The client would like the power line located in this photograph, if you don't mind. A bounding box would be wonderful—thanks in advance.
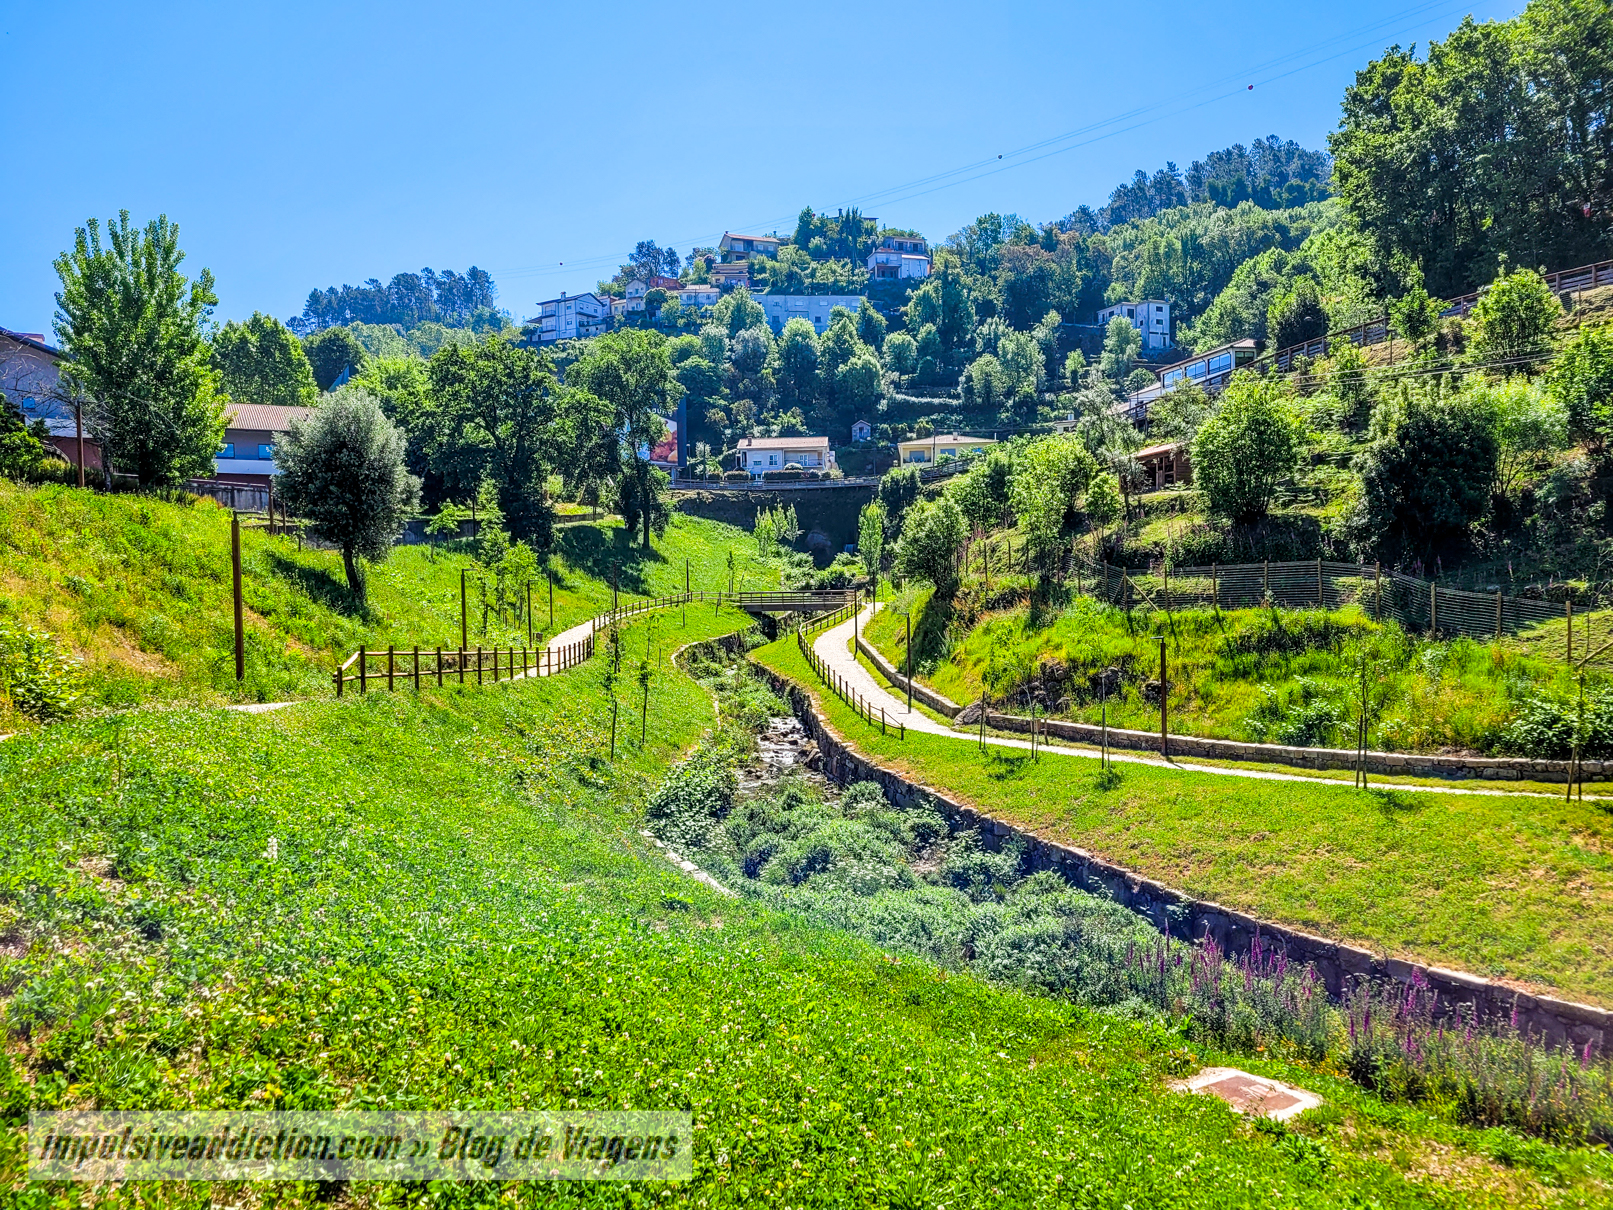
[488,0,1480,289]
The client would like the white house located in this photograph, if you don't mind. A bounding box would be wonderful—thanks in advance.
[756,295,867,335]
[678,282,720,308]
[896,432,996,464]
[850,419,873,443]
[735,435,835,477]
[865,234,930,281]
[718,232,782,261]
[1097,299,1172,350]
[533,292,611,342]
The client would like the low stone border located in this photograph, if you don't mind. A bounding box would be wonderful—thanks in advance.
[855,632,1604,783]
[755,663,1611,1053]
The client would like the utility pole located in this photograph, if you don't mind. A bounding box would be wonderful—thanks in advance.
[231,512,245,681]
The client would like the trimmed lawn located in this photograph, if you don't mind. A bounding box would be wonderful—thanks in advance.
[755,635,1613,1008]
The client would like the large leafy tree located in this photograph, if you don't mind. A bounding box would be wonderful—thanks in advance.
[1010,435,1099,559]
[774,319,820,413]
[568,330,684,548]
[1190,373,1301,524]
[211,311,317,407]
[895,494,967,590]
[302,327,370,392]
[53,211,226,487]
[351,356,433,489]
[1466,266,1563,368]
[1351,380,1499,558]
[425,338,565,547]
[1331,0,1613,297]
[274,388,420,600]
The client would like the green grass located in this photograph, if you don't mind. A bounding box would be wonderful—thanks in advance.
[0,481,783,722]
[863,583,1609,757]
[755,634,1613,1009]
[4,615,1605,1207]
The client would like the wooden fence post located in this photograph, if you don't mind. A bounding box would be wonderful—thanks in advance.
[436,646,443,687]
[1495,592,1503,641]
[360,649,367,694]
[1567,600,1573,661]
[458,646,466,685]
[387,645,395,691]
[1374,562,1382,619]
[1317,558,1324,608]
[1430,581,1438,636]
[231,512,245,682]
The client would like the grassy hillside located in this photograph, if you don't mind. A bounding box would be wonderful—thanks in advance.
[861,585,1604,756]
[0,481,781,721]
[4,613,1602,1207]
[757,633,1613,1009]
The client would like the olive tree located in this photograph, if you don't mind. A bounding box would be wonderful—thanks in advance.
[274,388,420,601]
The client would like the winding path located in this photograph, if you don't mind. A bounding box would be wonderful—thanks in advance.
[810,603,1596,800]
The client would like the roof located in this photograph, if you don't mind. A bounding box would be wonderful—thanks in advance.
[536,292,608,307]
[737,435,830,451]
[1134,442,1185,460]
[896,438,993,451]
[851,418,872,428]
[225,403,315,432]
[1154,337,1257,376]
[679,283,719,292]
[0,327,64,358]
[721,232,781,244]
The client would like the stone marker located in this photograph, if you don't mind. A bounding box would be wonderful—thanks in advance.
[1169,1067,1322,1122]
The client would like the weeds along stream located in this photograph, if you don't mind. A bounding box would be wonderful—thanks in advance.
[664,640,1613,1148]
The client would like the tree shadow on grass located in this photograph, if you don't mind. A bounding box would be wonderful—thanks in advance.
[557,525,667,596]
[983,748,1032,782]
[265,551,366,619]
[1367,788,1424,817]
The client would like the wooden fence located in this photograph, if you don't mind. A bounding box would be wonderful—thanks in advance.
[333,587,860,697]
[795,602,905,739]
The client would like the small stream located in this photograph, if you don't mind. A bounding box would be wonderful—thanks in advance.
[736,714,829,797]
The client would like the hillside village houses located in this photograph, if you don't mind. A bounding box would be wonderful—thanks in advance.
[865,234,931,280]
[534,291,611,341]
[735,434,836,478]
[0,327,102,475]
[897,432,997,464]
[1098,299,1172,350]
[757,294,867,335]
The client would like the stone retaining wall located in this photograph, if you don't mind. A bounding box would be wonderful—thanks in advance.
[756,664,1611,1053]
[854,633,1604,783]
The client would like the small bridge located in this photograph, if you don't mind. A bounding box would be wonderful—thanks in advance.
[725,589,860,615]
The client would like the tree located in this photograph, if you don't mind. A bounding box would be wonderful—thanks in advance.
[1098,316,1141,382]
[834,353,883,422]
[965,355,1011,411]
[1331,0,1613,297]
[856,299,887,347]
[1388,261,1444,348]
[211,312,317,407]
[730,326,772,377]
[857,501,885,580]
[1267,278,1329,350]
[1190,373,1301,523]
[895,495,967,590]
[1470,377,1568,495]
[883,331,917,376]
[711,287,766,338]
[1084,472,1123,552]
[274,388,420,600]
[878,464,922,531]
[0,396,49,478]
[1549,323,1613,447]
[1063,349,1086,389]
[303,327,370,392]
[773,319,820,411]
[1467,266,1562,369]
[426,338,565,547]
[949,449,1013,532]
[53,211,226,487]
[997,330,1045,395]
[1147,382,1215,442]
[568,330,684,549]
[352,355,433,493]
[1352,380,1499,558]
[1010,435,1099,559]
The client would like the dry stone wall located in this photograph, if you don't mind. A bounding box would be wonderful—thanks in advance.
[757,663,1611,1054]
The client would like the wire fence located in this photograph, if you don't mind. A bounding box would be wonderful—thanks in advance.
[1080,557,1607,663]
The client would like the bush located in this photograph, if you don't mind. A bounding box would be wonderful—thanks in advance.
[1191,373,1302,524]
[723,469,752,483]
[0,622,82,723]
[762,469,805,482]
[1496,690,1613,760]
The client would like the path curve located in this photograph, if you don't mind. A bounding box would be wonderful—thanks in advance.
[811,603,1593,801]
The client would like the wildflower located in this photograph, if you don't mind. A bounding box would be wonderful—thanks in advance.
[264,836,278,862]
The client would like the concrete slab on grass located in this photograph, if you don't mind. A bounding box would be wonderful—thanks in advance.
[1170,1067,1322,1121]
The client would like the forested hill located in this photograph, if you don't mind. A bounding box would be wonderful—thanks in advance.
[290,265,506,335]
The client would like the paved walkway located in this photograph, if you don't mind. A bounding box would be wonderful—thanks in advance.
[812,604,1594,801]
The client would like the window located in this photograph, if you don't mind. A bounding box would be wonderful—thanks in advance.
[218,443,236,458]
[1208,352,1232,374]
[257,444,274,460]
[23,396,37,411]
[768,454,778,467]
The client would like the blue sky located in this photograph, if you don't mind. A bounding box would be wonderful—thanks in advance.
[1,0,1522,338]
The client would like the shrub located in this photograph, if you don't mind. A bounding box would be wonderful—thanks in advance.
[1191,373,1302,524]
[0,622,82,723]
[1495,689,1613,760]
[723,469,752,483]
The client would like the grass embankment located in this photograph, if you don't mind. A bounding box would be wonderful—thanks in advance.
[864,584,1606,756]
[756,635,1613,1008]
[2,616,1602,1207]
[0,481,781,718]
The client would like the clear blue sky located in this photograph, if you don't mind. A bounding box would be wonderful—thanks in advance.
[1,0,1522,338]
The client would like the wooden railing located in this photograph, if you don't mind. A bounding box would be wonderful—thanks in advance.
[795,600,905,739]
[332,587,859,697]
